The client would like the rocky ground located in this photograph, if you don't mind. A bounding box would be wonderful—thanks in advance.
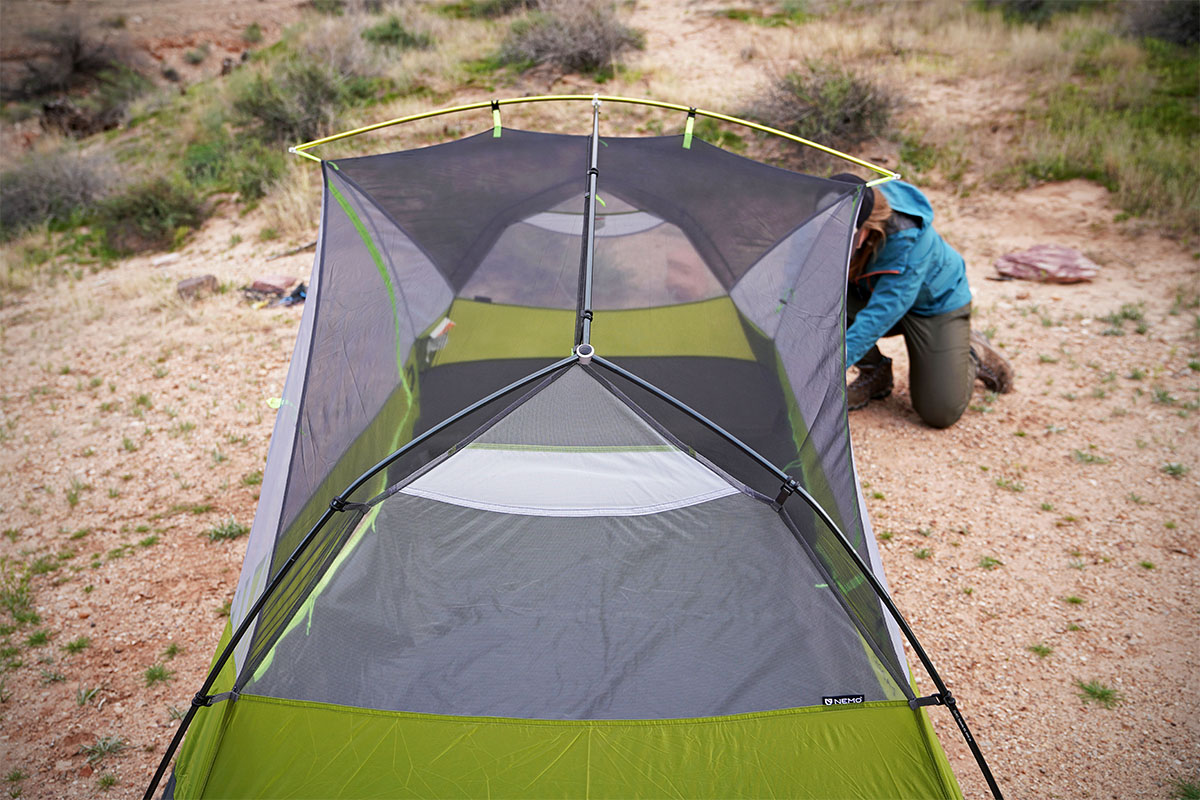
[0,2,1197,798]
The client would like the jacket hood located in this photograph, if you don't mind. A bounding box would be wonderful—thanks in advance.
[877,180,934,228]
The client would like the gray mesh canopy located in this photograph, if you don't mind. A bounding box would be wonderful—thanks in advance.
[228,127,911,709]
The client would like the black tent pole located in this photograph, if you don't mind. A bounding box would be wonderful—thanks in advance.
[142,356,575,800]
[588,355,1003,800]
[575,95,601,348]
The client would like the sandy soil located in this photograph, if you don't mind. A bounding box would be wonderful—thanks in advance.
[1,2,1198,799]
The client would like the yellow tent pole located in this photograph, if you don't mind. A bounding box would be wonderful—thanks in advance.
[287,147,323,164]
[288,94,899,182]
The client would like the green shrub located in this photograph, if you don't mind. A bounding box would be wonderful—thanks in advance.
[1124,0,1200,47]
[978,0,1090,27]
[5,18,144,100]
[233,61,381,144]
[0,563,33,623]
[442,0,536,18]
[183,137,285,202]
[204,518,249,542]
[183,45,210,65]
[362,17,433,50]
[500,0,644,75]
[143,663,174,686]
[309,0,383,14]
[230,143,288,202]
[749,61,896,167]
[94,178,205,255]
[311,0,347,14]
[243,23,264,44]
[0,150,110,240]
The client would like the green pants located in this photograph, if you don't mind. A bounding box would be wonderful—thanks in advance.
[848,296,975,429]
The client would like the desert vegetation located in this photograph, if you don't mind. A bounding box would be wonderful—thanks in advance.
[0,0,1192,300]
[0,1,1196,798]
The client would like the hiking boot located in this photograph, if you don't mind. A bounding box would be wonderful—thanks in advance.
[847,357,893,410]
[970,331,1014,393]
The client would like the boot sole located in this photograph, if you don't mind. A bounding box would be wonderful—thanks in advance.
[848,386,892,411]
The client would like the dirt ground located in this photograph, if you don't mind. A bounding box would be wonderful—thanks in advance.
[0,0,305,86]
[1,2,1198,799]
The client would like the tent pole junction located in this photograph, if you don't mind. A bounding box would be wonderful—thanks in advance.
[287,95,899,183]
[588,354,1003,800]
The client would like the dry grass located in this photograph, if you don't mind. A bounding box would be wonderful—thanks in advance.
[260,164,324,243]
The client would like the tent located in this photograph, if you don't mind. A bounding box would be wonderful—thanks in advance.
[148,96,1001,799]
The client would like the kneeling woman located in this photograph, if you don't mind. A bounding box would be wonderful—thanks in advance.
[834,174,1013,428]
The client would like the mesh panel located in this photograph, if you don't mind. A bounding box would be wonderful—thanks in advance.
[238,509,362,686]
[401,366,738,517]
[246,492,904,718]
[586,356,797,499]
[767,195,862,539]
[237,126,911,710]
[332,130,589,290]
[477,367,666,448]
[597,137,843,288]
[273,170,453,550]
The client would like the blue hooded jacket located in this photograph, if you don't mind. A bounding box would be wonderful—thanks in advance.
[844,180,973,367]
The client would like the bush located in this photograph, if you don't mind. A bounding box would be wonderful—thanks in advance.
[183,45,210,65]
[1124,0,1200,47]
[234,63,343,144]
[748,61,897,165]
[233,57,384,144]
[361,17,433,50]
[311,0,347,14]
[500,0,644,74]
[300,16,385,78]
[5,18,144,100]
[229,143,288,202]
[243,23,264,44]
[184,133,286,202]
[0,150,110,240]
[204,518,249,542]
[94,179,206,255]
[442,0,537,18]
[978,0,1090,27]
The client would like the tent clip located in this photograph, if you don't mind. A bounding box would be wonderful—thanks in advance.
[772,477,800,509]
[909,692,945,710]
[192,688,238,708]
[683,108,697,149]
[329,496,349,513]
[491,99,501,138]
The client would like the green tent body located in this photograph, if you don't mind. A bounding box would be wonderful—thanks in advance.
[162,124,968,799]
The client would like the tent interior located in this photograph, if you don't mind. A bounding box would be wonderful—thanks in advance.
[155,121,983,800]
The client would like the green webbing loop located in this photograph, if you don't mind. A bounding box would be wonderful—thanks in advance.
[683,109,696,149]
[491,100,501,138]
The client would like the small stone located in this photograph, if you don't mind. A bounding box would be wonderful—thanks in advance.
[177,275,218,301]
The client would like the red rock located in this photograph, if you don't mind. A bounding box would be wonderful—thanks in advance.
[249,275,300,295]
[993,244,1100,283]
